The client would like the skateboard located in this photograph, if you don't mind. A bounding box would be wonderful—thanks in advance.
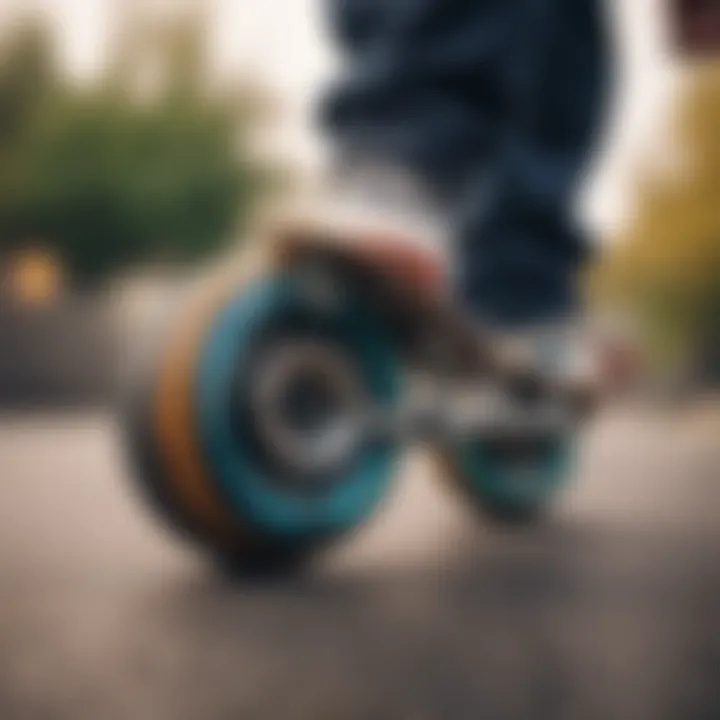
[123,221,594,576]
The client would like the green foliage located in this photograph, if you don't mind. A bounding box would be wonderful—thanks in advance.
[0,15,278,285]
[592,65,720,376]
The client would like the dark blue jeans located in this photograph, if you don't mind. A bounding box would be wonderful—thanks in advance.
[323,0,610,326]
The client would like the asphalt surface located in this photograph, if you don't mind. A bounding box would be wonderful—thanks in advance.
[0,409,718,719]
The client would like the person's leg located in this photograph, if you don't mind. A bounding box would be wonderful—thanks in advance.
[323,0,610,329]
[457,0,610,327]
[322,0,520,201]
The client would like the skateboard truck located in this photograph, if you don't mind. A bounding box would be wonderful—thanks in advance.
[363,382,575,442]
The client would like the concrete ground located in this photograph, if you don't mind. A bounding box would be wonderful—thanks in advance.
[0,408,718,719]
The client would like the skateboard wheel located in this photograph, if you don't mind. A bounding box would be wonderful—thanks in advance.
[194,271,400,538]
[124,275,254,557]
[437,437,573,523]
[124,260,401,574]
[123,338,209,543]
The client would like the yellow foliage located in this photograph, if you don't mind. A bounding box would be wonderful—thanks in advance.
[592,65,720,367]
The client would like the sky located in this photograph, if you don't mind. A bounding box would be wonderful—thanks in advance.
[0,0,675,238]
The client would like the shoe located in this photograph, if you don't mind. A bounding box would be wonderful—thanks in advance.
[495,314,640,399]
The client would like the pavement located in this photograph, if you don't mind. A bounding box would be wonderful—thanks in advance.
[0,408,718,719]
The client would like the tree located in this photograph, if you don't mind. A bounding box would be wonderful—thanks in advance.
[0,14,279,286]
[591,65,720,381]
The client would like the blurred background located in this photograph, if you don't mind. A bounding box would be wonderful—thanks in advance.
[0,1,719,719]
[0,0,291,406]
[0,0,716,402]
[1,0,718,404]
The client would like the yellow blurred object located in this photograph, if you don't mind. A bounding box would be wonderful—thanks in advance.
[591,67,720,376]
[9,249,63,307]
